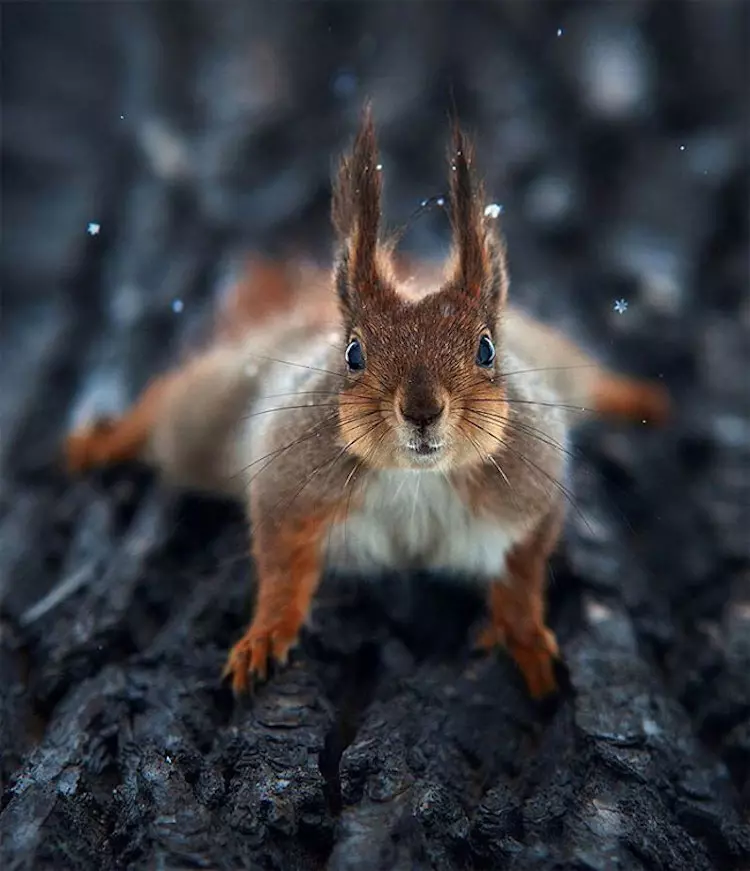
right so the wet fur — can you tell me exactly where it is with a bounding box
[65,106,670,699]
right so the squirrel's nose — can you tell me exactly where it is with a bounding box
[400,402,445,428]
[401,365,444,428]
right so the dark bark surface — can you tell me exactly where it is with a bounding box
[1,2,749,869]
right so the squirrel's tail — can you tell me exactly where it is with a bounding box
[502,307,670,426]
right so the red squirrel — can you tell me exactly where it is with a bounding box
[65,106,669,698]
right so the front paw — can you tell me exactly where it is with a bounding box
[222,619,301,695]
[475,622,559,699]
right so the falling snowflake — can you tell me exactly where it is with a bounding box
[484,203,504,219]
[87,222,100,236]
[332,70,357,98]
[557,27,564,37]
[172,299,184,313]
[375,163,383,171]
[679,144,686,151]
[613,298,628,314]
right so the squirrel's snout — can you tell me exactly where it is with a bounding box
[399,365,446,430]
[400,402,445,429]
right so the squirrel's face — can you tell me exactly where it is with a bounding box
[337,289,510,472]
[332,105,510,471]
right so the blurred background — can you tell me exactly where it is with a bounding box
[2,0,748,479]
[2,3,750,867]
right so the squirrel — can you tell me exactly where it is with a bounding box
[64,105,670,699]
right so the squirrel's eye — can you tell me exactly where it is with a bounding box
[476,335,496,368]
[345,338,366,371]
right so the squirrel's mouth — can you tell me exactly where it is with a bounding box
[406,440,444,460]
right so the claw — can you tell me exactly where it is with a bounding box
[222,622,300,695]
[475,621,559,698]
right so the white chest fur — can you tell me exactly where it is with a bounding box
[323,470,523,581]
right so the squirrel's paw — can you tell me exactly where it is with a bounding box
[222,620,300,695]
[65,418,119,473]
[475,621,559,698]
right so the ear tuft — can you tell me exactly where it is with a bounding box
[332,102,379,244]
[332,102,392,311]
[447,123,508,308]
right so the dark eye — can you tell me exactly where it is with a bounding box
[476,335,496,368]
[345,338,366,371]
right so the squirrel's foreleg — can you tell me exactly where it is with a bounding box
[475,509,563,698]
[223,510,335,694]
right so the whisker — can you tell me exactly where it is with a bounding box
[324,428,373,566]
[243,351,351,382]
[242,407,385,494]
[498,363,598,379]
[339,423,390,564]
[461,425,520,511]
[410,470,421,527]
[244,351,391,402]
[463,398,597,416]
[229,412,339,484]
[464,408,635,533]
[258,419,387,538]
[486,453,517,505]
[461,417,593,536]
[240,402,338,421]
[464,408,579,464]
[239,396,382,424]
[254,388,382,403]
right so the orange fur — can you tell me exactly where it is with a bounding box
[474,510,562,697]
[63,106,671,701]
[223,512,334,693]
[65,372,178,472]
[590,374,671,424]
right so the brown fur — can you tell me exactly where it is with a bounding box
[474,507,563,698]
[64,107,671,699]
[223,510,335,692]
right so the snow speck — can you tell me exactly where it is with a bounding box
[679,144,686,151]
[87,222,100,236]
[332,70,357,98]
[557,27,564,37]
[613,298,628,314]
[585,600,613,624]
[580,28,649,119]
[166,755,172,764]
[436,197,445,207]
[375,163,383,171]
[172,299,184,313]
[120,114,125,120]
[484,203,504,219]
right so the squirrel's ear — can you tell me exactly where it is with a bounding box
[332,102,395,314]
[447,124,508,309]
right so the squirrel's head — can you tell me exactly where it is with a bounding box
[332,104,510,472]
